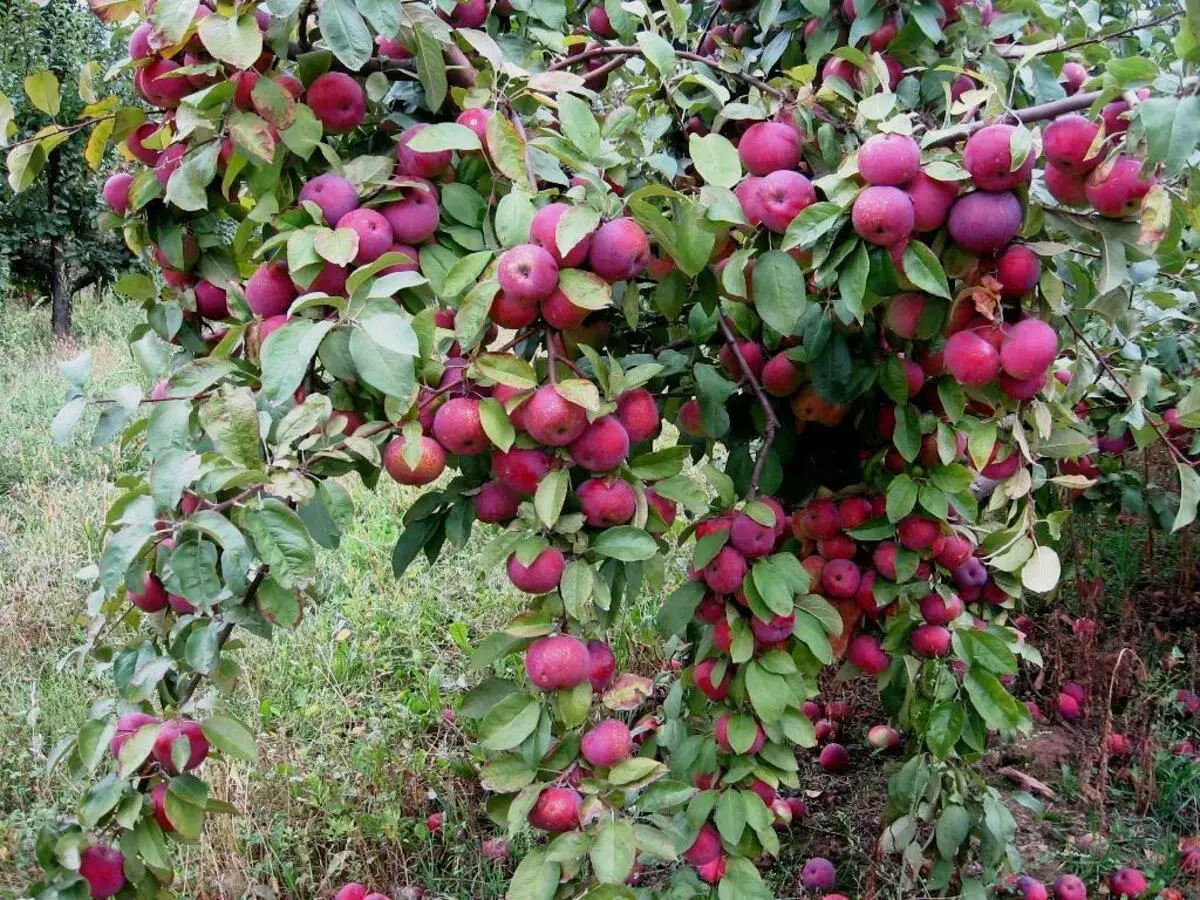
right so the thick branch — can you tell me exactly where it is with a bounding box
[718,318,779,497]
[1064,316,1196,468]
[547,45,787,100]
[925,90,1103,148]
[70,272,100,295]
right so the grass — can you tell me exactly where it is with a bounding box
[0,293,678,898]
[1,293,1197,899]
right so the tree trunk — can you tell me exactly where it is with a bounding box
[45,149,71,338]
[50,237,71,338]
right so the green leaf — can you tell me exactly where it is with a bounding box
[752,250,806,335]
[715,789,747,844]
[164,774,208,841]
[1173,463,1200,532]
[100,521,157,594]
[281,105,322,159]
[893,404,921,462]
[199,12,264,71]
[244,499,316,589]
[557,268,612,310]
[480,756,537,792]
[495,190,535,247]
[534,468,568,528]
[202,714,260,761]
[51,397,86,444]
[477,397,514,453]
[636,31,677,74]
[7,141,46,193]
[257,575,303,628]
[118,722,161,778]
[413,22,448,111]
[902,242,951,298]
[745,662,787,723]
[935,805,971,859]
[963,667,1029,732]
[689,133,742,188]
[318,0,372,70]
[590,818,636,884]
[838,243,869,321]
[172,538,222,610]
[314,227,359,266]
[926,702,964,759]
[558,93,602,158]
[592,526,657,561]
[506,849,560,900]
[79,775,123,828]
[24,70,61,117]
[657,580,706,635]
[475,353,538,388]
[1020,545,1060,593]
[886,474,918,521]
[408,122,482,152]
[349,323,416,400]
[781,202,845,250]
[262,319,336,403]
[480,693,540,750]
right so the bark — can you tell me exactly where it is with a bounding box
[45,150,71,338]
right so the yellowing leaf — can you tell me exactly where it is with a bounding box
[24,70,60,117]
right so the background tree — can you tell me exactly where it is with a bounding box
[0,0,133,337]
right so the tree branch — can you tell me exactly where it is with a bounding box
[718,318,779,497]
[994,10,1182,58]
[4,114,116,152]
[925,90,1103,148]
[1064,315,1196,468]
[547,45,788,100]
[70,272,100,295]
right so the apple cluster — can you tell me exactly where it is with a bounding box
[74,712,213,897]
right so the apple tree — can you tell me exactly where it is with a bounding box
[5,0,1200,897]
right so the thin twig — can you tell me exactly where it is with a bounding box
[493,327,537,354]
[718,318,779,497]
[696,4,721,53]
[4,114,118,152]
[207,485,263,512]
[177,569,266,707]
[90,390,214,406]
[544,328,558,386]
[1064,315,1197,468]
[547,45,787,100]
